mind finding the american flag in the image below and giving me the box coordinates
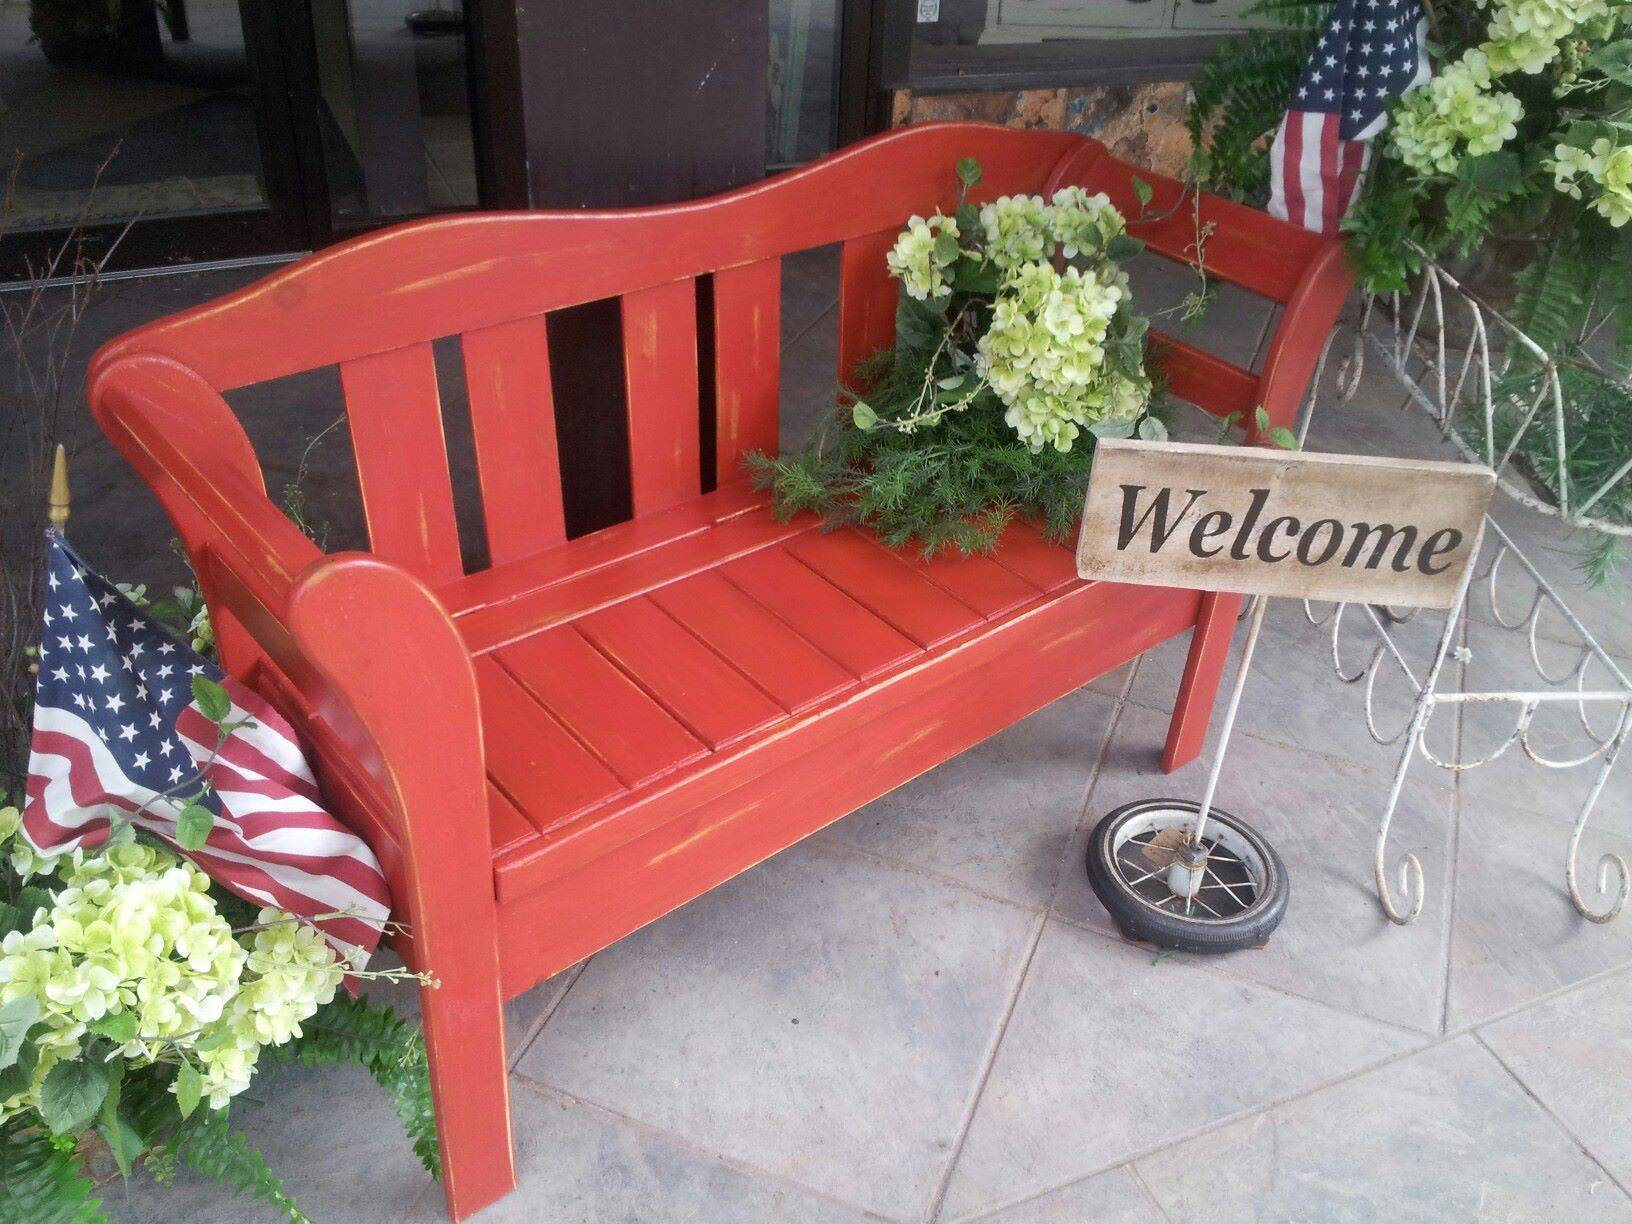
[1268,0,1430,233]
[23,532,390,964]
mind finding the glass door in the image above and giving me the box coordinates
[0,0,312,276]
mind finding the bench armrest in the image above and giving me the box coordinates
[88,353,494,913]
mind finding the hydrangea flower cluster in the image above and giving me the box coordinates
[979,193,1053,271]
[0,829,345,1119]
[977,262,1147,453]
[1391,50,1523,176]
[1550,137,1632,225]
[1481,0,1610,74]
[886,213,961,301]
[1048,186,1127,259]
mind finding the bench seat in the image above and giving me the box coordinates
[454,483,1195,917]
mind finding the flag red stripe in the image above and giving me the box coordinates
[175,704,321,804]
[1283,114,1308,234]
[27,727,389,906]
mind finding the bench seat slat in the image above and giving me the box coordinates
[982,520,1082,593]
[476,658,625,830]
[896,541,1044,620]
[649,572,856,715]
[721,548,921,681]
[577,596,785,749]
[785,530,983,649]
[495,627,708,790]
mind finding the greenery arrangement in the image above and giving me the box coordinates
[0,677,436,1224]
[1188,0,1632,567]
[751,158,1165,554]
[0,153,434,1222]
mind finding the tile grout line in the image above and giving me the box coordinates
[782,297,839,354]
[1473,1031,1632,1206]
[507,958,592,1070]
[1043,906,1440,1042]
[1044,665,1140,919]
[1125,1161,1178,1224]
[923,909,1050,1224]
[946,1035,1451,1223]
[506,1074,898,1221]
[1439,617,1469,1035]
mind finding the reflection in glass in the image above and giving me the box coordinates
[0,0,267,233]
[767,0,842,168]
[309,0,477,222]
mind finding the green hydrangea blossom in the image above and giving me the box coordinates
[1048,186,1126,259]
[1391,50,1523,176]
[0,837,346,1119]
[885,213,961,301]
[979,193,1053,271]
[976,262,1147,453]
[1550,136,1632,225]
[1481,0,1610,74]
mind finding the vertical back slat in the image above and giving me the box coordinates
[838,229,898,390]
[622,278,701,517]
[712,259,781,483]
[462,315,567,564]
[339,342,464,584]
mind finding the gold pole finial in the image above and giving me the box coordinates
[47,443,70,531]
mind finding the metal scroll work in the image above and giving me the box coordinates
[1288,269,1632,925]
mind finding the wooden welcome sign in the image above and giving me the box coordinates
[1076,439,1497,609]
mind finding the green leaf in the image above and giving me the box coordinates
[191,675,232,724]
[1131,176,1154,209]
[951,256,999,295]
[851,401,878,431]
[1137,416,1170,442]
[175,804,215,852]
[0,1119,102,1224]
[1106,234,1146,261]
[104,820,137,848]
[954,201,979,232]
[0,997,39,1072]
[1254,406,1271,432]
[0,902,26,940]
[0,1036,39,1103]
[1214,410,1242,443]
[1461,150,1522,196]
[88,1012,137,1044]
[1589,39,1632,85]
[98,1109,144,1181]
[1269,426,1301,450]
[1089,417,1138,440]
[174,1062,203,1120]
[955,157,982,188]
[894,291,948,353]
[39,1060,110,1136]
[17,887,54,919]
[932,231,961,264]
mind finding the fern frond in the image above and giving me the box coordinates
[168,1109,311,1224]
[274,993,440,1178]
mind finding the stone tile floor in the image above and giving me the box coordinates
[8,245,1631,1222]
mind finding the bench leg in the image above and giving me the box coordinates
[422,967,516,1220]
[1162,590,1242,773]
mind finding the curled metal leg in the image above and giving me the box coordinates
[1565,712,1631,924]
[1376,843,1425,926]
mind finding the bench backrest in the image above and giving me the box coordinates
[89,122,1341,590]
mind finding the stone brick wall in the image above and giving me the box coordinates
[889,84,1193,178]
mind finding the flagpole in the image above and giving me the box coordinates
[47,443,70,532]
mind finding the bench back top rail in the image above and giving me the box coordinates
[90,122,1344,589]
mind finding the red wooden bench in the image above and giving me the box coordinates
[87,122,1350,1219]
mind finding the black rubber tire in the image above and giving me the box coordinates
[1085,799,1289,954]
